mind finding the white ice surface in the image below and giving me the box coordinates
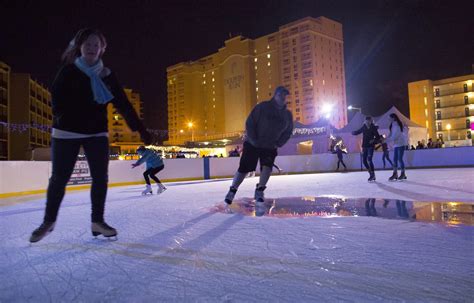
[0,168,473,302]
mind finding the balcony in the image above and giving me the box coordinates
[434,87,473,97]
[435,100,473,109]
[435,112,472,120]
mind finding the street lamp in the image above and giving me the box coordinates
[187,122,194,142]
[322,104,334,152]
[322,103,333,119]
[348,105,362,113]
[446,123,451,141]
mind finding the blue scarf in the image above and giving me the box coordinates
[74,57,114,104]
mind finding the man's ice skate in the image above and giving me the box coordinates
[255,184,266,202]
[157,183,167,194]
[398,171,407,181]
[367,172,376,182]
[29,221,56,243]
[91,222,117,239]
[224,186,237,205]
[142,184,152,195]
[389,171,398,181]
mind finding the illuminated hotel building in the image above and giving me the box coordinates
[9,73,52,160]
[108,88,144,154]
[0,62,10,160]
[409,73,474,145]
[166,16,347,145]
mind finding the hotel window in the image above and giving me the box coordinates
[464,95,469,105]
[435,99,440,108]
[466,119,471,129]
[437,122,442,131]
[424,97,427,106]
[267,54,271,59]
[464,84,468,92]
[467,131,472,139]
[435,88,440,96]
[254,58,258,62]
[436,111,441,120]
[465,107,470,117]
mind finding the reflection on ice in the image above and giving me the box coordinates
[214,197,474,226]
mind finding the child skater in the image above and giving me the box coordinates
[132,146,166,195]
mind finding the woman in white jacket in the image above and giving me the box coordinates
[387,113,408,181]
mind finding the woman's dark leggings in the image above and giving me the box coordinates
[362,147,375,172]
[382,151,393,167]
[143,165,164,185]
[44,137,109,223]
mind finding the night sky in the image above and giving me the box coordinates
[1,0,473,134]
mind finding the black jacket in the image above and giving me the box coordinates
[51,64,146,135]
[352,123,381,148]
[245,99,293,149]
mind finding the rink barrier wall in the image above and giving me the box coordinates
[0,147,473,197]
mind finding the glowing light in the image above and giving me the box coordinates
[118,155,125,161]
[446,124,452,130]
[187,122,194,128]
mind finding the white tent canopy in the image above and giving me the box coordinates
[279,106,428,154]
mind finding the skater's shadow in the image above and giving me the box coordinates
[118,212,243,256]
[375,182,441,201]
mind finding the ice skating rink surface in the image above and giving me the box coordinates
[1,168,473,302]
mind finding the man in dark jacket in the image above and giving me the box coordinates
[352,116,381,181]
[224,86,293,208]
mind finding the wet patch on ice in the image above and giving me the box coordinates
[212,197,474,225]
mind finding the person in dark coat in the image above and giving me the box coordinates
[375,135,394,169]
[352,116,381,181]
[224,86,293,208]
[30,28,151,243]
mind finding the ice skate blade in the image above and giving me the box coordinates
[29,229,54,243]
[223,203,233,214]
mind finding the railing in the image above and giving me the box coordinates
[435,112,471,120]
[435,100,473,109]
[434,87,473,97]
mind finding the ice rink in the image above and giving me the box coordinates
[1,168,473,302]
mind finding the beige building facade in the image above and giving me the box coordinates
[409,74,473,145]
[166,16,347,145]
[9,73,52,160]
[0,62,10,160]
[108,88,144,154]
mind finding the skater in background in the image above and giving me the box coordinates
[132,146,166,195]
[375,135,393,169]
[334,142,347,171]
[386,113,408,181]
[352,116,381,181]
[224,86,293,207]
[30,28,152,243]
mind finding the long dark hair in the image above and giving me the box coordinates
[389,113,403,132]
[61,28,107,64]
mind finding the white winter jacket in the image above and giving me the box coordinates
[387,123,408,148]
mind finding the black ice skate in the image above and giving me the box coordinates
[389,172,398,181]
[224,186,237,205]
[368,172,376,182]
[30,221,56,243]
[398,171,407,181]
[91,222,117,238]
[255,184,266,202]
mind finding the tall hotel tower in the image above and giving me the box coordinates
[166,16,347,145]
